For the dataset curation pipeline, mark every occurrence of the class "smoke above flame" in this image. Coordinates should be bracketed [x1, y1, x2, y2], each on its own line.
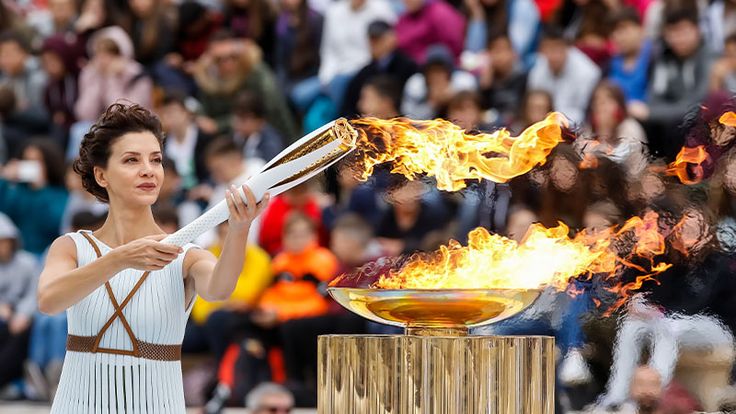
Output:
[335, 212, 673, 308]
[348, 113, 566, 191]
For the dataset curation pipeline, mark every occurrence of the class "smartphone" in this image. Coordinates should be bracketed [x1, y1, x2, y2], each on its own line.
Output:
[16, 160, 42, 183]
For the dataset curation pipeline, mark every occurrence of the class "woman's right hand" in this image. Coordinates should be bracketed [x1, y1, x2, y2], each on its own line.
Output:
[110, 234, 184, 272]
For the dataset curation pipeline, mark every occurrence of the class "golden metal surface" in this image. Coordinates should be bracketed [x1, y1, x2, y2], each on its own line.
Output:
[318, 335, 555, 413]
[327, 288, 541, 331]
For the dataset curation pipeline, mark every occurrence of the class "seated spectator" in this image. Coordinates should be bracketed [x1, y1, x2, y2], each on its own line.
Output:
[395, 0, 466, 65]
[231, 91, 285, 163]
[193, 30, 297, 141]
[578, 81, 649, 178]
[158, 91, 213, 189]
[477, 32, 528, 126]
[446, 90, 487, 131]
[632, 8, 713, 161]
[0, 212, 38, 396]
[258, 181, 326, 256]
[706, 0, 736, 54]
[528, 25, 601, 124]
[569, 0, 616, 69]
[74, 26, 153, 123]
[40, 33, 84, 151]
[25, 0, 79, 38]
[0, 140, 68, 256]
[184, 221, 272, 361]
[245, 382, 295, 414]
[318, 0, 396, 109]
[120, 0, 176, 70]
[275, 0, 324, 113]
[223, 0, 277, 65]
[323, 166, 384, 229]
[537, 144, 590, 229]
[611, 365, 702, 414]
[402, 44, 477, 119]
[258, 212, 339, 323]
[357, 75, 402, 119]
[463, 0, 541, 69]
[608, 8, 652, 105]
[0, 31, 50, 156]
[340, 20, 418, 118]
[376, 180, 450, 255]
[709, 33, 736, 93]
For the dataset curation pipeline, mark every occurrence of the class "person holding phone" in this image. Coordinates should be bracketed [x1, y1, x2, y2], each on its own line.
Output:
[37, 102, 269, 413]
[0, 139, 68, 256]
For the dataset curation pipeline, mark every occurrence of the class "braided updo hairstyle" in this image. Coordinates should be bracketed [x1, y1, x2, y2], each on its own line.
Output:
[72, 102, 165, 203]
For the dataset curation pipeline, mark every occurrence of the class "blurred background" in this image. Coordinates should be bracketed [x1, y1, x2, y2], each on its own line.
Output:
[2, 0, 736, 413]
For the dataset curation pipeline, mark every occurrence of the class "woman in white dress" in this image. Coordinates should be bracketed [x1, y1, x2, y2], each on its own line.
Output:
[37, 102, 269, 413]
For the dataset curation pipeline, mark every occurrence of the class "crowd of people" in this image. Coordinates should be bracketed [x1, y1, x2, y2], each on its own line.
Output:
[2, 0, 736, 412]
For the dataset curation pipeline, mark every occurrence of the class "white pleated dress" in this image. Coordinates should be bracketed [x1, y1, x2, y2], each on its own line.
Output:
[51, 230, 199, 413]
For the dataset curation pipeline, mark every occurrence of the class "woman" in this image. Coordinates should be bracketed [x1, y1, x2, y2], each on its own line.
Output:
[37, 103, 269, 412]
[579, 81, 649, 178]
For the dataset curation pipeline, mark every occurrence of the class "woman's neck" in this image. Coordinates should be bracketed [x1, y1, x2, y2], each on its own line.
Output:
[94, 204, 163, 247]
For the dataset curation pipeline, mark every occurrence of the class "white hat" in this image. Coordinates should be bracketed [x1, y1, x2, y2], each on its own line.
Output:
[0, 212, 19, 240]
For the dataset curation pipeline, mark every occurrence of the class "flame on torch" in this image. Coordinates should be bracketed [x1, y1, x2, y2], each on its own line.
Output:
[348, 113, 566, 191]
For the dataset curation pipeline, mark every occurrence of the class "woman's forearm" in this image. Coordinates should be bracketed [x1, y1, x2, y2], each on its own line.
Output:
[204, 230, 248, 301]
[38, 252, 126, 315]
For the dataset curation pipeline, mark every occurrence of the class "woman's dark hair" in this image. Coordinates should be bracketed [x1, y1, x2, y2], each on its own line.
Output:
[73, 102, 164, 203]
[22, 139, 66, 187]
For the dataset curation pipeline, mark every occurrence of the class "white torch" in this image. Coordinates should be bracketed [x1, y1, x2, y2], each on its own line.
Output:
[162, 118, 359, 246]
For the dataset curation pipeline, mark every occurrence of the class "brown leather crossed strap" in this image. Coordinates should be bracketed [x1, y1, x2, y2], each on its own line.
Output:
[65, 232, 182, 361]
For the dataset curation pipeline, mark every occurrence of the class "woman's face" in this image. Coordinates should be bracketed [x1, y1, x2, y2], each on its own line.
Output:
[41, 51, 65, 79]
[591, 88, 620, 129]
[130, 0, 156, 16]
[96, 132, 164, 207]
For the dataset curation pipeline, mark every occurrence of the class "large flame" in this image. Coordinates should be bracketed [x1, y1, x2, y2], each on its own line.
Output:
[665, 145, 708, 185]
[374, 212, 670, 299]
[348, 113, 566, 191]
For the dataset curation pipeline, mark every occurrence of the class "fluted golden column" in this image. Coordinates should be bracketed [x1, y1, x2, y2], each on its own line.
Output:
[318, 334, 555, 413]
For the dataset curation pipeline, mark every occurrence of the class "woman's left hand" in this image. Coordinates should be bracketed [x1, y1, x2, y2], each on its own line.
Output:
[225, 184, 270, 235]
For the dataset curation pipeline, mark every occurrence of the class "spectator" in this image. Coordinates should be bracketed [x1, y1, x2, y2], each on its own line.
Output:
[0, 213, 38, 395]
[446, 90, 487, 131]
[73, 26, 153, 123]
[275, 0, 324, 113]
[578, 81, 649, 178]
[193, 30, 298, 141]
[395, 0, 466, 64]
[174, 1, 223, 64]
[509, 89, 554, 134]
[614, 365, 702, 414]
[59, 162, 108, 235]
[40, 33, 84, 152]
[376, 180, 449, 255]
[608, 8, 652, 104]
[527, 25, 601, 124]
[477, 32, 528, 125]
[245, 382, 295, 414]
[357, 75, 403, 119]
[231, 91, 285, 163]
[710, 33, 736, 93]
[158, 91, 213, 189]
[0, 140, 68, 256]
[224, 0, 278, 66]
[340, 20, 418, 118]
[402, 44, 477, 119]
[464, 0, 541, 69]
[569, 0, 617, 68]
[319, 0, 396, 109]
[152, 159, 202, 229]
[633, 8, 713, 160]
[258, 182, 326, 256]
[0, 31, 49, 156]
[322, 166, 384, 229]
[258, 212, 339, 323]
